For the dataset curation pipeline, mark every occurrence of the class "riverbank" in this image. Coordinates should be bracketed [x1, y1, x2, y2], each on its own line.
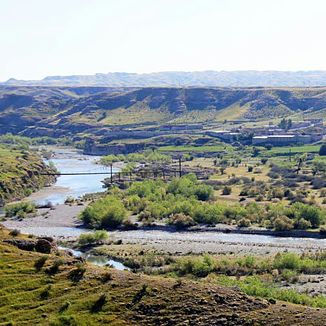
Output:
[2, 203, 326, 256]
[2, 204, 87, 238]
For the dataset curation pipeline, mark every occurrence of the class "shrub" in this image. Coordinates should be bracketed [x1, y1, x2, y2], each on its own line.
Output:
[294, 218, 312, 230]
[292, 202, 325, 228]
[319, 144, 326, 156]
[273, 216, 294, 231]
[273, 253, 300, 270]
[91, 294, 107, 312]
[175, 255, 215, 277]
[59, 301, 71, 313]
[167, 174, 213, 201]
[34, 256, 48, 271]
[169, 213, 196, 229]
[80, 195, 127, 228]
[46, 259, 64, 275]
[193, 184, 214, 201]
[238, 218, 251, 227]
[40, 285, 51, 300]
[78, 230, 109, 245]
[222, 186, 232, 195]
[5, 201, 36, 217]
[68, 263, 86, 282]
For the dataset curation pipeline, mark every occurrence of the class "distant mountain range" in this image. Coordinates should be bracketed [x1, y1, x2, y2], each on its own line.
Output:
[3, 71, 326, 87]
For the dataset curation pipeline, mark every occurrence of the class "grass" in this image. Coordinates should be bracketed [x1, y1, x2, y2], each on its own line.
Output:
[261, 145, 321, 156]
[217, 276, 326, 308]
[70, 105, 173, 126]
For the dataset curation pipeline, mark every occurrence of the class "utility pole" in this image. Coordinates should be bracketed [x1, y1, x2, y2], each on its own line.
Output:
[179, 157, 182, 177]
[110, 163, 113, 184]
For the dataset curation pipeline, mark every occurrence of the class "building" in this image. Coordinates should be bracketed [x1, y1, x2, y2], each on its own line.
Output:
[252, 134, 317, 146]
[206, 130, 240, 142]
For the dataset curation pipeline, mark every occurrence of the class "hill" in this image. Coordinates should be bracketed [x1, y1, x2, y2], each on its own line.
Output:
[0, 145, 55, 205]
[1, 227, 326, 325]
[0, 86, 326, 138]
[3, 71, 326, 87]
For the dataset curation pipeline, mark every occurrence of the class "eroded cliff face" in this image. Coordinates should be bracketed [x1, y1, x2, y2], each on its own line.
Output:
[0, 148, 56, 206]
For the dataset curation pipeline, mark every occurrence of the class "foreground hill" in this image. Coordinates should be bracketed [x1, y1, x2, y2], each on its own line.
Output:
[0, 145, 55, 206]
[3, 70, 326, 87]
[0, 86, 326, 136]
[1, 227, 326, 325]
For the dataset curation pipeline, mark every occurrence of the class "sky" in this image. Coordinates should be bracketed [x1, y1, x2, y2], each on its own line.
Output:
[0, 0, 326, 81]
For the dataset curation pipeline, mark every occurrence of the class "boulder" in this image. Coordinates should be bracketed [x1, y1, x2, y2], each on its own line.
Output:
[35, 239, 53, 254]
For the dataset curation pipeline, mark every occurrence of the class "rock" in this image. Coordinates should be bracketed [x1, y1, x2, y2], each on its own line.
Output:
[35, 239, 53, 254]
[4, 239, 35, 251]
[38, 236, 54, 243]
[4, 237, 56, 254]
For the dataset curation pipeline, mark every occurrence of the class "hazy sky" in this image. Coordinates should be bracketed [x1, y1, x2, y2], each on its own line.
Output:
[1, 0, 326, 81]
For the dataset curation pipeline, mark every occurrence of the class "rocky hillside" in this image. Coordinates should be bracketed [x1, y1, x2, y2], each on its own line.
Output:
[0, 86, 326, 137]
[3, 70, 326, 87]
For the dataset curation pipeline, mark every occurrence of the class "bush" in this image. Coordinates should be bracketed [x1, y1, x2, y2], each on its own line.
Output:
[78, 230, 109, 245]
[34, 256, 48, 271]
[167, 174, 213, 201]
[193, 184, 214, 201]
[169, 213, 196, 229]
[5, 201, 36, 217]
[294, 218, 312, 230]
[292, 202, 325, 228]
[80, 195, 127, 228]
[46, 259, 64, 275]
[319, 144, 326, 156]
[238, 218, 251, 228]
[91, 294, 107, 312]
[273, 253, 301, 270]
[40, 285, 51, 300]
[176, 255, 216, 277]
[68, 263, 86, 282]
[273, 216, 294, 231]
[222, 186, 232, 195]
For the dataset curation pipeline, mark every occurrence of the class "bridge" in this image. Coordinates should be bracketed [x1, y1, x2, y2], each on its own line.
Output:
[40, 172, 113, 176]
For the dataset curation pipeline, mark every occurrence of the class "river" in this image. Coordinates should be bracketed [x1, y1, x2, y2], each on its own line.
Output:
[28, 147, 118, 206]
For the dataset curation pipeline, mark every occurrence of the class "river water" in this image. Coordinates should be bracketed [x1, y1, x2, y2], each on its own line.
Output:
[29, 147, 118, 206]
[58, 246, 129, 270]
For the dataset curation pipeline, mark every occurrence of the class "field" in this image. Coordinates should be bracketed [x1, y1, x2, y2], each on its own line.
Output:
[261, 145, 321, 156]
